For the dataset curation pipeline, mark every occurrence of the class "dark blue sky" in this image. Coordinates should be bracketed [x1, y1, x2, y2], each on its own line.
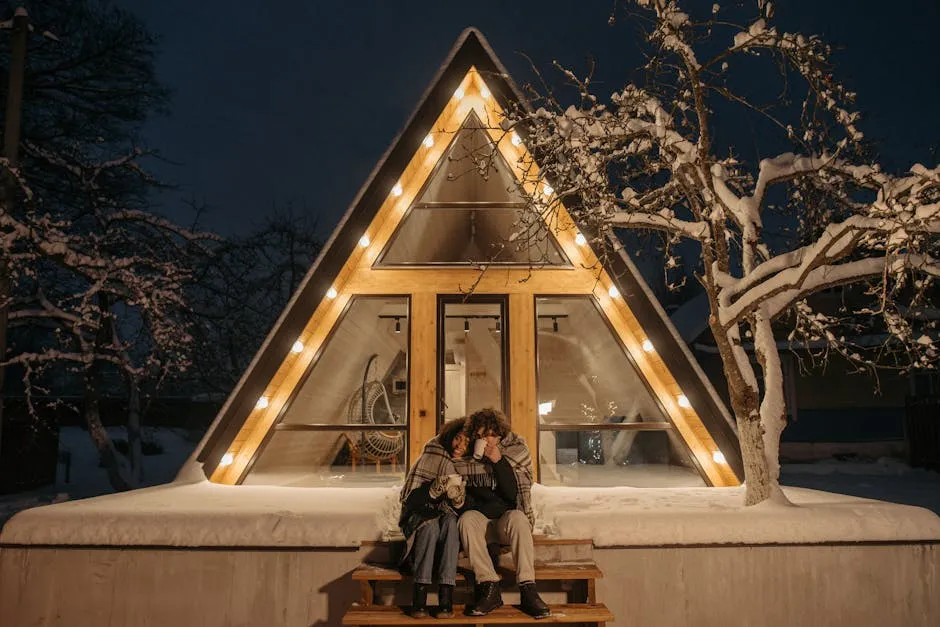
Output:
[119, 0, 940, 237]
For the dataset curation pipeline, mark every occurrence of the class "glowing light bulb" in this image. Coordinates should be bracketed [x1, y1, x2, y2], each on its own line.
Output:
[454, 86, 465, 100]
[291, 340, 304, 353]
[608, 285, 620, 298]
[256, 396, 269, 410]
[538, 401, 554, 416]
[423, 134, 434, 148]
[677, 395, 691, 408]
[542, 183, 553, 196]
[575, 233, 587, 246]
[480, 86, 490, 99]
[326, 287, 338, 299]
[511, 132, 522, 147]
[642, 339, 654, 353]
[220, 453, 234, 467]
[391, 182, 403, 197]
[359, 234, 370, 247]
[712, 451, 727, 464]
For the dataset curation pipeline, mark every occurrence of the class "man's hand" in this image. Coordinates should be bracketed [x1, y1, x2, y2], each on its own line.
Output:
[484, 440, 502, 463]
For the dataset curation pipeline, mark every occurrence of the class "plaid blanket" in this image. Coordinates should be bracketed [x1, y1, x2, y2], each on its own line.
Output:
[399, 436, 458, 545]
[452, 432, 535, 528]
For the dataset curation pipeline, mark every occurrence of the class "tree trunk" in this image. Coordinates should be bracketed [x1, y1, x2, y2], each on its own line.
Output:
[84, 363, 136, 492]
[713, 320, 774, 505]
[752, 311, 790, 504]
[126, 375, 143, 485]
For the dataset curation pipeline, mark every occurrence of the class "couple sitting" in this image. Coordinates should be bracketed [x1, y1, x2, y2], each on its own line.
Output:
[398, 408, 551, 619]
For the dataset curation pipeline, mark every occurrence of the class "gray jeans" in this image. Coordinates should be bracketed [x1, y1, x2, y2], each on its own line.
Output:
[412, 512, 459, 586]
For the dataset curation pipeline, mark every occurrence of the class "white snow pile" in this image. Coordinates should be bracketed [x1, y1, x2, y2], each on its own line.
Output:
[3, 475, 939, 548]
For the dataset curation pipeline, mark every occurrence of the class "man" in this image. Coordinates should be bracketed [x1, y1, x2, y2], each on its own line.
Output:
[453, 408, 551, 619]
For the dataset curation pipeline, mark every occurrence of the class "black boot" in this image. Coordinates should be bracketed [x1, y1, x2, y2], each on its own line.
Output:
[467, 582, 503, 616]
[435, 584, 454, 618]
[519, 582, 551, 619]
[411, 583, 429, 618]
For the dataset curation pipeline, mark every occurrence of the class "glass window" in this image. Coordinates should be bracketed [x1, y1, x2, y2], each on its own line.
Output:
[439, 299, 506, 424]
[378, 112, 567, 266]
[245, 296, 408, 486]
[535, 296, 705, 487]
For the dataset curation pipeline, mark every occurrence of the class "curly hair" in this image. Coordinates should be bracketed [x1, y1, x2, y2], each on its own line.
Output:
[467, 407, 511, 439]
[438, 416, 468, 454]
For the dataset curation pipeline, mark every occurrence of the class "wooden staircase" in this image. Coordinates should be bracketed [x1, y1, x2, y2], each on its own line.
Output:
[343, 537, 614, 626]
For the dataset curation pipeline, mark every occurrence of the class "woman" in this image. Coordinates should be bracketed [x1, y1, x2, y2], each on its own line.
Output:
[399, 417, 469, 618]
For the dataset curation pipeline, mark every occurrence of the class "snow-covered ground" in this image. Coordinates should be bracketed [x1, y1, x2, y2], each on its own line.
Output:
[0, 426, 197, 526]
[781, 456, 940, 515]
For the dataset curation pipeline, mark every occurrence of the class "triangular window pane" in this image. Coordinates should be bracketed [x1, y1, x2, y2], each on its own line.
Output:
[245, 296, 409, 486]
[535, 296, 706, 487]
[378, 112, 568, 266]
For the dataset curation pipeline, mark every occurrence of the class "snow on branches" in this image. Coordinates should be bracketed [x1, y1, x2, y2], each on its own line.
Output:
[510, 0, 939, 504]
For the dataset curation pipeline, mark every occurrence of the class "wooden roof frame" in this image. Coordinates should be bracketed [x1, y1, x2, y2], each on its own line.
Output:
[193, 28, 743, 486]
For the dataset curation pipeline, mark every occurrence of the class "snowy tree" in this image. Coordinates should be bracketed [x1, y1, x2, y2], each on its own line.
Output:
[0, 1, 211, 490]
[507, 1, 939, 504]
[1, 150, 215, 490]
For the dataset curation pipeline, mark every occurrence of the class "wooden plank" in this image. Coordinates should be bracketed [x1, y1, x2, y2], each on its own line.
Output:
[351, 562, 603, 582]
[409, 293, 437, 466]
[345, 268, 595, 295]
[508, 293, 538, 478]
[342, 603, 614, 625]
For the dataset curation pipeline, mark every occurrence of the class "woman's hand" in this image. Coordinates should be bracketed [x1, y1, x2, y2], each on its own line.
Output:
[484, 440, 502, 463]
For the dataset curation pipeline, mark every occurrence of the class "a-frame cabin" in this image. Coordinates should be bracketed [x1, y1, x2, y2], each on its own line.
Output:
[195, 28, 742, 489]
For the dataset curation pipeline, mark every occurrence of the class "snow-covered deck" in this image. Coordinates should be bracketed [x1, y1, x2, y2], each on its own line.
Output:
[3, 470, 939, 548]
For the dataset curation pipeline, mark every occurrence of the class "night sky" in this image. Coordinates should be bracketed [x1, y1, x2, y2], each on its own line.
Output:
[118, 0, 940, 238]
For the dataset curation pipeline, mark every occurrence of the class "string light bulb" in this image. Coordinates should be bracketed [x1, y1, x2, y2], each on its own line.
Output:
[677, 395, 691, 408]
[575, 233, 587, 246]
[454, 86, 464, 100]
[291, 340, 304, 353]
[542, 183, 553, 196]
[608, 285, 620, 298]
[712, 451, 727, 464]
[359, 234, 370, 247]
[423, 134, 434, 148]
[642, 339, 654, 353]
[256, 396, 269, 410]
[391, 182, 403, 197]
[480, 86, 490, 99]
[511, 132, 522, 147]
[220, 453, 234, 467]
[326, 287, 338, 299]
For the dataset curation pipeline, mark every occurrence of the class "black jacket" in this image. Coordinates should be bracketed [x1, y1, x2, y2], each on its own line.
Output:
[462, 457, 517, 520]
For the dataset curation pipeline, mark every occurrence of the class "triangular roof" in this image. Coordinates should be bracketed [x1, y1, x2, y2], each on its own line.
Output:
[190, 28, 743, 486]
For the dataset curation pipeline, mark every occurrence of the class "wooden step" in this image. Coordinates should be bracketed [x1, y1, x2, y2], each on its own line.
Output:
[353, 563, 603, 583]
[342, 603, 614, 625]
[360, 537, 593, 566]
